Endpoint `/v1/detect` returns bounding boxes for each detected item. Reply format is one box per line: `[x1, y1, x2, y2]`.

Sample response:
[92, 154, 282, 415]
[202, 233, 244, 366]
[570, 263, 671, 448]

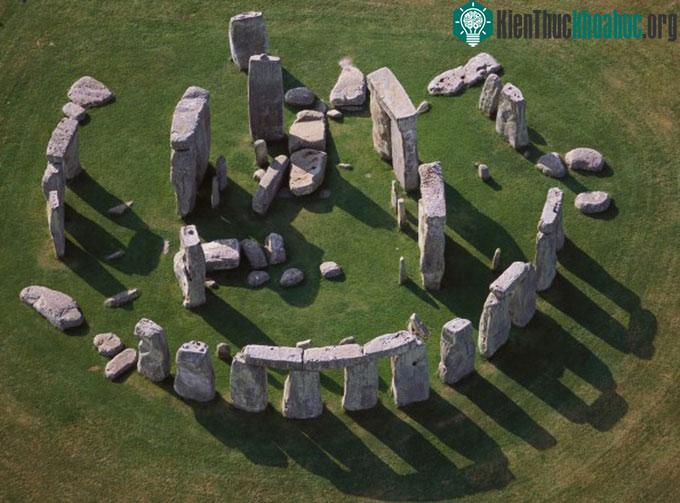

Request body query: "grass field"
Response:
[1, 0, 678, 500]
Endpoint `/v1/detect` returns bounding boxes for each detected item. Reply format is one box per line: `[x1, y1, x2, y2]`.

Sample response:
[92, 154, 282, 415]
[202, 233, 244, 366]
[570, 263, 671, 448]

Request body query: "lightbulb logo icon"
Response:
[453, 1, 493, 47]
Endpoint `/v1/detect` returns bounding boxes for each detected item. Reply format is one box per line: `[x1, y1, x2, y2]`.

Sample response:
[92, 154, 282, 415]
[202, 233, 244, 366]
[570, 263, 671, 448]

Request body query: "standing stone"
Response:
[174, 341, 215, 402]
[215, 155, 228, 191]
[47, 190, 65, 258]
[368, 77, 392, 161]
[105, 348, 137, 380]
[228, 11, 269, 71]
[330, 59, 367, 110]
[19, 285, 84, 331]
[289, 149, 327, 196]
[248, 54, 284, 142]
[135, 318, 171, 382]
[230, 352, 268, 412]
[390, 180, 399, 211]
[343, 358, 378, 411]
[534, 230, 556, 292]
[399, 256, 407, 285]
[173, 225, 206, 308]
[495, 83, 528, 150]
[41, 162, 65, 202]
[407, 313, 430, 339]
[288, 110, 327, 153]
[479, 73, 502, 117]
[202, 239, 240, 271]
[254, 139, 268, 168]
[252, 155, 289, 215]
[391, 339, 429, 407]
[46, 118, 80, 180]
[211, 176, 220, 209]
[438, 318, 475, 384]
[509, 264, 537, 327]
[418, 162, 446, 290]
[396, 198, 407, 230]
[491, 248, 502, 271]
[93, 333, 125, 358]
[67, 76, 114, 108]
[478, 163, 490, 181]
[264, 232, 286, 265]
[240, 238, 267, 269]
[478, 292, 511, 358]
[282, 369, 323, 419]
[575, 191, 612, 214]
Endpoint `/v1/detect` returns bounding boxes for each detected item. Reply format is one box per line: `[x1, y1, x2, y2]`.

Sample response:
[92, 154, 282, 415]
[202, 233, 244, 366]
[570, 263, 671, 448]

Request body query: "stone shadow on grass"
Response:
[61, 236, 127, 298]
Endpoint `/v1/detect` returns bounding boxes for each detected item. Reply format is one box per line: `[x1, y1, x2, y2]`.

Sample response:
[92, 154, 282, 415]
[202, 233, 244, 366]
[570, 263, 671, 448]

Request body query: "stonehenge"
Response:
[46, 190, 65, 258]
[240, 238, 268, 269]
[399, 256, 407, 285]
[495, 83, 528, 150]
[575, 191, 612, 214]
[283, 370, 323, 419]
[367, 67, 419, 191]
[20, 285, 84, 331]
[428, 53, 501, 96]
[536, 152, 567, 179]
[248, 54, 284, 142]
[407, 312, 430, 339]
[62, 102, 87, 122]
[47, 118, 80, 180]
[104, 288, 140, 308]
[252, 154, 289, 215]
[173, 225, 207, 308]
[330, 59, 367, 111]
[135, 318, 171, 382]
[280, 268, 304, 287]
[67, 76, 114, 108]
[479, 73, 502, 117]
[93, 333, 125, 358]
[285, 87, 316, 108]
[319, 261, 342, 279]
[254, 139, 268, 167]
[174, 341, 215, 402]
[231, 352, 269, 412]
[396, 198, 407, 230]
[105, 348, 137, 380]
[215, 155, 228, 190]
[288, 110, 326, 153]
[418, 162, 446, 290]
[289, 149, 327, 196]
[565, 147, 604, 172]
[202, 239, 240, 271]
[438, 318, 475, 384]
[390, 338, 429, 407]
[535, 187, 565, 291]
[264, 232, 286, 265]
[170, 86, 211, 217]
[228, 11, 269, 72]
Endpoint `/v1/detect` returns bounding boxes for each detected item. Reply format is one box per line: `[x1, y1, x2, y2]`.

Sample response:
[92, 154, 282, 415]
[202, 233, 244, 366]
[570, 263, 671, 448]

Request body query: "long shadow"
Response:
[61, 236, 127, 297]
[490, 311, 628, 432]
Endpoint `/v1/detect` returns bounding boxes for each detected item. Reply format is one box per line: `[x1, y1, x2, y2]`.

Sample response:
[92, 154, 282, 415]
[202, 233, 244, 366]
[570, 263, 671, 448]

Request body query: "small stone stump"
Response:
[174, 341, 215, 402]
[343, 359, 379, 411]
[135, 318, 171, 382]
[438, 318, 475, 384]
[230, 352, 268, 412]
[391, 339, 429, 407]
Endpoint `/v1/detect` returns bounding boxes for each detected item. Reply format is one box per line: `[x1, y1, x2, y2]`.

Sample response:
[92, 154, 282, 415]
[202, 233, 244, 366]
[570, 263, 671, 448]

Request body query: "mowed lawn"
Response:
[0, 0, 678, 500]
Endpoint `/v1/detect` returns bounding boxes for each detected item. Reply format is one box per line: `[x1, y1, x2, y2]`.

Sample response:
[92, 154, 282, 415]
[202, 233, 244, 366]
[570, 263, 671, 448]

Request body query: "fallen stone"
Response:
[174, 341, 215, 402]
[391, 339, 429, 407]
[399, 256, 407, 285]
[339, 336, 356, 345]
[230, 352, 268, 412]
[242, 345, 303, 370]
[289, 149, 327, 196]
[46, 118, 80, 180]
[330, 60, 367, 110]
[68, 76, 114, 108]
[343, 358, 379, 411]
[320, 261, 343, 279]
[162, 240, 170, 255]
[240, 239, 267, 269]
[495, 83, 529, 150]
[105, 249, 125, 261]
[253, 168, 266, 182]
[46, 190, 65, 258]
[93, 333, 124, 358]
[20, 285, 84, 331]
[438, 318, 475, 384]
[216, 343, 231, 362]
[252, 155, 289, 215]
[104, 288, 140, 308]
[135, 318, 170, 382]
[407, 313, 430, 339]
[248, 54, 284, 142]
[215, 155, 228, 191]
[418, 162, 446, 290]
[363, 331, 417, 359]
[202, 239, 240, 272]
[536, 152, 566, 178]
[479, 73, 502, 117]
[280, 268, 304, 287]
[565, 148, 604, 172]
[289, 110, 326, 153]
[173, 225, 206, 308]
[326, 109, 343, 121]
[105, 348, 137, 380]
[303, 344, 364, 371]
[62, 102, 87, 122]
[282, 370, 323, 419]
[415, 100, 430, 115]
[285, 87, 316, 108]
[205, 279, 218, 289]
[264, 233, 286, 265]
[228, 11, 268, 71]
[107, 200, 133, 216]
[491, 248, 501, 271]
[427, 66, 466, 96]
[575, 191, 611, 214]
[337, 162, 352, 171]
[254, 139, 268, 168]
[463, 53, 502, 87]
[247, 270, 270, 288]
[478, 163, 490, 181]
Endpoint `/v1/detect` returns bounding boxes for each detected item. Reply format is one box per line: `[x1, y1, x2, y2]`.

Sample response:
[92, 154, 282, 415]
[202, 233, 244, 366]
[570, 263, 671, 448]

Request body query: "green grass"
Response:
[1, 0, 678, 500]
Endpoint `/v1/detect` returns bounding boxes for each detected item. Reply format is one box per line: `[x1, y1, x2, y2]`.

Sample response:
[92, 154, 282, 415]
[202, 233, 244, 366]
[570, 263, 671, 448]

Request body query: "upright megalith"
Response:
[391, 338, 429, 407]
[174, 341, 215, 402]
[170, 86, 211, 217]
[282, 369, 323, 419]
[438, 318, 475, 384]
[330, 59, 367, 111]
[535, 187, 564, 291]
[248, 54, 284, 142]
[366, 67, 419, 191]
[495, 83, 528, 150]
[46, 118, 80, 180]
[479, 73, 502, 117]
[230, 352, 268, 412]
[47, 190, 65, 258]
[228, 12, 269, 72]
[173, 225, 206, 308]
[417, 162, 446, 290]
[135, 318, 170, 382]
[41, 162, 65, 202]
[343, 359, 378, 411]
[252, 155, 289, 215]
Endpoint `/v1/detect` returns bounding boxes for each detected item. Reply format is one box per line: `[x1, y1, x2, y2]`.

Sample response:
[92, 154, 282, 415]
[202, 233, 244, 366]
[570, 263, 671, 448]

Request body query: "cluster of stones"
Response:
[534, 147, 606, 181]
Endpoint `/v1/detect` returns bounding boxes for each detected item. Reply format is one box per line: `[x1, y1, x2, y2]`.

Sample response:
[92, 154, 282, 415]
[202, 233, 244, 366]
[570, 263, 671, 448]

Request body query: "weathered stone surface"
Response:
[364, 330, 417, 359]
[343, 359, 378, 411]
[105, 348, 137, 380]
[396, 198, 407, 230]
[285, 87, 316, 108]
[427, 66, 466, 96]
[216, 343, 231, 361]
[67, 76, 114, 108]
[202, 239, 240, 272]
[478, 292, 511, 358]
[415, 100, 430, 115]
[264, 233, 286, 265]
[240, 238, 267, 269]
[107, 200, 133, 216]
[490, 261, 529, 299]
[289, 110, 326, 153]
[228, 11, 268, 71]
[211, 176, 220, 209]
[319, 261, 342, 279]
[247, 270, 270, 288]
[41, 162, 65, 202]
[313, 99, 329, 114]
[534, 230, 557, 292]
[254, 139, 268, 168]
[565, 148, 604, 172]
[289, 149, 327, 196]
[46, 190, 65, 258]
[479, 73, 502, 117]
[495, 83, 528, 150]
[252, 168, 266, 182]
[230, 352, 268, 412]
[282, 370, 323, 419]
[399, 256, 407, 285]
[418, 162, 446, 290]
[215, 154, 228, 191]
[407, 313, 430, 339]
[327, 109, 343, 121]
[46, 118, 80, 180]
[390, 180, 399, 211]
[478, 163, 490, 181]
[438, 318, 475, 384]
[280, 268, 304, 287]
[104, 288, 140, 308]
[303, 344, 364, 371]
[135, 318, 170, 382]
[174, 341, 215, 402]
[509, 264, 537, 327]
[62, 102, 86, 121]
[173, 225, 206, 308]
[463, 52, 502, 87]
[536, 152, 566, 178]
[252, 154, 289, 215]
[20, 285, 83, 331]
[368, 79, 392, 161]
[248, 54, 284, 142]
[93, 332, 124, 358]
[491, 248, 501, 271]
[391, 339, 429, 407]
[243, 345, 303, 370]
[330, 61, 366, 110]
[575, 191, 611, 214]
[539, 187, 565, 251]
[339, 336, 356, 345]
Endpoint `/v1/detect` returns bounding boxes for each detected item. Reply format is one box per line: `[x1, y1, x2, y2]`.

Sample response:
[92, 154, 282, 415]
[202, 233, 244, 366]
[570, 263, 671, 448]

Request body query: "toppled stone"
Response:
[47, 190, 65, 258]
[105, 348, 137, 380]
[330, 60, 367, 110]
[289, 149, 327, 196]
[418, 162, 446, 290]
[438, 318, 475, 384]
[536, 152, 566, 178]
[339, 336, 356, 345]
[104, 288, 140, 308]
[230, 352, 268, 412]
[254, 139, 268, 168]
[240, 239, 267, 269]
[243, 345, 303, 370]
[280, 268, 304, 287]
[173, 225, 206, 308]
[343, 359, 379, 411]
[337, 162, 352, 171]
[478, 163, 490, 181]
[363, 330, 417, 359]
[303, 344, 364, 371]
[415, 100, 430, 115]
[285, 87, 316, 108]
[174, 341, 215, 402]
[135, 318, 170, 382]
[62, 102, 87, 121]
[326, 109, 343, 121]
[264, 232, 286, 265]
[252, 168, 266, 182]
[107, 200, 133, 216]
[20, 285, 83, 331]
[228, 11, 269, 71]
[391, 339, 429, 407]
[565, 148, 604, 172]
[575, 191, 611, 214]
[93, 333, 124, 358]
[407, 313, 430, 339]
[68, 76, 114, 108]
[247, 270, 270, 288]
[248, 54, 284, 142]
[289, 110, 326, 153]
[495, 83, 528, 150]
[205, 279, 218, 289]
[202, 239, 240, 271]
[215, 155, 228, 191]
[399, 256, 407, 285]
[463, 53, 502, 87]
[253, 155, 289, 215]
[479, 73, 502, 117]
[46, 118, 80, 180]
[216, 343, 231, 362]
[282, 370, 323, 419]
[491, 248, 501, 271]
[427, 66, 466, 96]
[105, 249, 125, 261]
[320, 261, 343, 279]
[397, 198, 407, 230]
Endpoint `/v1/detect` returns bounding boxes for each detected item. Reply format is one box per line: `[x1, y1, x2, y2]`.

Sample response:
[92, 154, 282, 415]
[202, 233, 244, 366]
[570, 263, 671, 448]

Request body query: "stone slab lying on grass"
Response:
[463, 52, 502, 87]
[253, 155, 289, 215]
[320, 261, 343, 279]
[285, 87, 316, 108]
[536, 152, 566, 178]
[427, 66, 466, 96]
[280, 268, 304, 287]
[62, 102, 87, 121]
[68, 76, 114, 108]
[565, 148, 604, 172]
[575, 191, 611, 214]
[105, 348, 137, 380]
[104, 288, 140, 308]
[288, 110, 326, 153]
[330, 60, 367, 110]
[93, 333, 125, 358]
[20, 285, 84, 331]
[247, 270, 270, 288]
[289, 149, 327, 196]
[202, 239, 240, 271]
[240, 239, 267, 269]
